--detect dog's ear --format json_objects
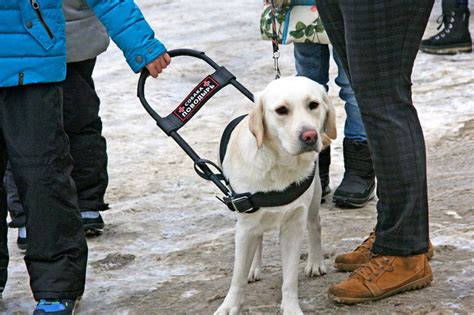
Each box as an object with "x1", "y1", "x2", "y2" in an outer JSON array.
[
  {"x1": 249, "y1": 94, "x2": 265, "y2": 148},
  {"x1": 322, "y1": 93, "x2": 337, "y2": 147}
]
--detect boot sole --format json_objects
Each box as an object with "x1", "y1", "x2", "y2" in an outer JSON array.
[
  {"x1": 84, "y1": 223, "x2": 105, "y2": 236},
  {"x1": 329, "y1": 273, "x2": 433, "y2": 304},
  {"x1": 333, "y1": 190, "x2": 376, "y2": 208},
  {"x1": 420, "y1": 44, "x2": 472, "y2": 55}
]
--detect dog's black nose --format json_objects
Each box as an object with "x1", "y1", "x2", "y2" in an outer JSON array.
[{"x1": 300, "y1": 129, "x2": 318, "y2": 145}]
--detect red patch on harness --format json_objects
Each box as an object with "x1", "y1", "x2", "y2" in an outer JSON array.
[{"x1": 173, "y1": 76, "x2": 220, "y2": 122}]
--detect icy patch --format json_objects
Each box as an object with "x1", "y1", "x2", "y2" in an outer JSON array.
[
  {"x1": 181, "y1": 289, "x2": 200, "y2": 299},
  {"x1": 444, "y1": 211, "x2": 463, "y2": 219},
  {"x1": 432, "y1": 234, "x2": 474, "y2": 251}
]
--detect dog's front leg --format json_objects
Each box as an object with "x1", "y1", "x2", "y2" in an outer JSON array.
[
  {"x1": 305, "y1": 176, "x2": 327, "y2": 277},
  {"x1": 248, "y1": 234, "x2": 263, "y2": 282},
  {"x1": 280, "y1": 215, "x2": 304, "y2": 315},
  {"x1": 215, "y1": 223, "x2": 260, "y2": 315}
]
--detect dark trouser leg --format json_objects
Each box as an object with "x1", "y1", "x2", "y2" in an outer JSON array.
[
  {"x1": 317, "y1": 0, "x2": 434, "y2": 256},
  {"x1": 1, "y1": 83, "x2": 87, "y2": 300},
  {"x1": 0, "y1": 134, "x2": 9, "y2": 294},
  {"x1": 4, "y1": 162, "x2": 26, "y2": 227},
  {"x1": 63, "y1": 59, "x2": 108, "y2": 212}
]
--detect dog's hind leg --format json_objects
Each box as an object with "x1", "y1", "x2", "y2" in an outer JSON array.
[
  {"x1": 248, "y1": 234, "x2": 263, "y2": 283},
  {"x1": 280, "y1": 212, "x2": 304, "y2": 315},
  {"x1": 215, "y1": 223, "x2": 260, "y2": 315},
  {"x1": 305, "y1": 175, "x2": 327, "y2": 277}
]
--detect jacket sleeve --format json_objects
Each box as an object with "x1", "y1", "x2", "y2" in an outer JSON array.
[{"x1": 85, "y1": 0, "x2": 167, "y2": 73}]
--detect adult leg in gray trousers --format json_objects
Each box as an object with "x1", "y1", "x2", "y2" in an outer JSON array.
[{"x1": 316, "y1": 0, "x2": 435, "y2": 303}]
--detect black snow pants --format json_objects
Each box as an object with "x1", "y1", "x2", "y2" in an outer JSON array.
[
  {"x1": 5, "y1": 58, "x2": 108, "y2": 227},
  {"x1": 0, "y1": 82, "x2": 88, "y2": 300}
]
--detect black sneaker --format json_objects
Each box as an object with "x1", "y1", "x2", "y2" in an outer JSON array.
[
  {"x1": 333, "y1": 139, "x2": 376, "y2": 208},
  {"x1": 17, "y1": 227, "x2": 27, "y2": 251},
  {"x1": 81, "y1": 211, "x2": 105, "y2": 236},
  {"x1": 33, "y1": 299, "x2": 76, "y2": 315},
  {"x1": 420, "y1": 4, "x2": 472, "y2": 54}
]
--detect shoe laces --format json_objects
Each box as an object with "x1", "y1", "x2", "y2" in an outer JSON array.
[
  {"x1": 352, "y1": 255, "x2": 392, "y2": 282},
  {"x1": 354, "y1": 231, "x2": 375, "y2": 254},
  {"x1": 434, "y1": 12, "x2": 456, "y2": 39}
]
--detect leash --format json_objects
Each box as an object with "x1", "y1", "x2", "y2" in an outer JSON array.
[
  {"x1": 270, "y1": 0, "x2": 281, "y2": 79},
  {"x1": 137, "y1": 49, "x2": 314, "y2": 214}
]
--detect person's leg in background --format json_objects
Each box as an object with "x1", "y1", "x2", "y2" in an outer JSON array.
[
  {"x1": 317, "y1": 0, "x2": 434, "y2": 303},
  {"x1": 421, "y1": 0, "x2": 471, "y2": 54},
  {"x1": 63, "y1": 58, "x2": 109, "y2": 235},
  {"x1": 332, "y1": 50, "x2": 375, "y2": 208},
  {"x1": 3, "y1": 163, "x2": 27, "y2": 249},
  {"x1": 294, "y1": 43, "x2": 332, "y2": 200},
  {"x1": 1, "y1": 83, "x2": 87, "y2": 310}
]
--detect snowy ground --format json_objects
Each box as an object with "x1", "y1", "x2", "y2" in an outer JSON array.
[{"x1": 2, "y1": 0, "x2": 473, "y2": 314}]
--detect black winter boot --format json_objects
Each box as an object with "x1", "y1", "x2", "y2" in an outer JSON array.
[
  {"x1": 318, "y1": 146, "x2": 331, "y2": 201},
  {"x1": 420, "y1": 2, "x2": 472, "y2": 54},
  {"x1": 333, "y1": 139, "x2": 375, "y2": 208}
]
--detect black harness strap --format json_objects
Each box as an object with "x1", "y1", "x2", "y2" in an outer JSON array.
[
  {"x1": 218, "y1": 115, "x2": 316, "y2": 214},
  {"x1": 219, "y1": 114, "x2": 248, "y2": 164}
]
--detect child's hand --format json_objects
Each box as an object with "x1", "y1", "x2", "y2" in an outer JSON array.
[{"x1": 146, "y1": 53, "x2": 171, "y2": 78}]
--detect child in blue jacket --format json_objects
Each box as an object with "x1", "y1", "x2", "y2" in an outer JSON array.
[{"x1": 0, "y1": 1, "x2": 169, "y2": 314}]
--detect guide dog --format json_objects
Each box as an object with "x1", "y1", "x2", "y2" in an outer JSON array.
[{"x1": 215, "y1": 77, "x2": 337, "y2": 315}]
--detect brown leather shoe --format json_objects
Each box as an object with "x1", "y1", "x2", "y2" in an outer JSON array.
[
  {"x1": 427, "y1": 241, "x2": 434, "y2": 260},
  {"x1": 329, "y1": 254, "x2": 433, "y2": 304},
  {"x1": 334, "y1": 232, "x2": 375, "y2": 272},
  {"x1": 334, "y1": 232, "x2": 434, "y2": 272}
]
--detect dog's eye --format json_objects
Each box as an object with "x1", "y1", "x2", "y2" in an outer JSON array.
[
  {"x1": 309, "y1": 101, "x2": 319, "y2": 110},
  {"x1": 275, "y1": 106, "x2": 289, "y2": 116}
]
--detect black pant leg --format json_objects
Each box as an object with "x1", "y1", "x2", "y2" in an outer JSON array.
[
  {"x1": 2, "y1": 83, "x2": 87, "y2": 300},
  {"x1": 318, "y1": 0, "x2": 434, "y2": 256},
  {"x1": 63, "y1": 59, "x2": 109, "y2": 212}
]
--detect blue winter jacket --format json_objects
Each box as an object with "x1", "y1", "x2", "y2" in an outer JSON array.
[{"x1": 0, "y1": 0, "x2": 167, "y2": 87}]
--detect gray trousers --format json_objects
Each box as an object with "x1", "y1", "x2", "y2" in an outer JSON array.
[{"x1": 316, "y1": 0, "x2": 434, "y2": 256}]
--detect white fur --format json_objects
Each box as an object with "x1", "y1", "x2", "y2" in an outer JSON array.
[{"x1": 215, "y1": 77, "x2": 336, "y2": 315}]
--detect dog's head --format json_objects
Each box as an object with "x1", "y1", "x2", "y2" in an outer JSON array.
[{"x1": 249, "y1": 76, "x2": 337, "y2": 156}]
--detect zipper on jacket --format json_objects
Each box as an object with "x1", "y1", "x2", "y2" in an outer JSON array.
[
  {"x1": 18, "y1": 73, "x2": 24, "y2": 86},
  {"x1": 31, "y1": 0, "x2": 54, "y2": 39}
]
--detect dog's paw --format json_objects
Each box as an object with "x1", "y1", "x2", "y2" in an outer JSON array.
[
  {"x1": 247, "y1": 266, "x2": 261, "y2": 283},
  {"x1": 281, "y1": 301, "x2": 303, "y2": 315},
  {"x1": 304, "y1": 260, "x2": 327, "y2": 277},
  {"x1": 214, "y1": 303, "x2": 240, "y2": 315}
]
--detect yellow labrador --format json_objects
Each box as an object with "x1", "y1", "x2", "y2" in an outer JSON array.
[{"x1": 215, "y1": 77, "x2": 337, "y2": 315}]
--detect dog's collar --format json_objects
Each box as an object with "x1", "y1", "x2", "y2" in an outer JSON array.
[{"x1": 218, "y1": 115, "x2": 315, "y2": 213}]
